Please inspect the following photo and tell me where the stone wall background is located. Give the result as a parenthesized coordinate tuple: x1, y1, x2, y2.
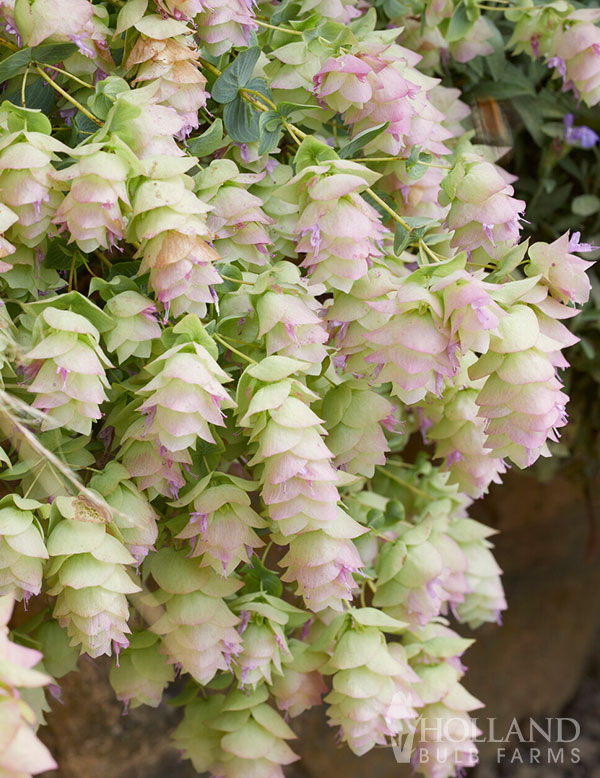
(37, 470, 600, 778)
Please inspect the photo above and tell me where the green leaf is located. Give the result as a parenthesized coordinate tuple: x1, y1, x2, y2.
(511, 96, 545, 146)
(442, 1, 477, 43)
(270, 0, 298, 25)
(44, 238, 78, 270)
(484, 18, 506, 82)
(240, 558, 283, 597)
(0, 48, 33, 82)
(173, 315, 219, 359)
(468, 72, 535, 100)
(277, 101, 320, 117)
(394, 222, 411, 254)
(2, 101, 51, 134)
(72, 111, 99, 140)
(338, 121, 389, 159)
(107, 261, 141, 281)
(489, 239, 529, 281)
(244, 77, 273, 105)
(258, 110, 283, 155)
(294, 135, 338, 172)
(187, 119, 224, 157)
(33, 42, 78, 65)
(5, 77, 54, 114)
(212, 47, 260, 103)
(350, 606, 408, 632)
(223, 96, 259, 144)
(87, 76, 129, 121)
(572, 194, 600, 217)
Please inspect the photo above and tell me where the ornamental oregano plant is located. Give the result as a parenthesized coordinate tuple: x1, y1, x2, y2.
(0, 0, 597, 776)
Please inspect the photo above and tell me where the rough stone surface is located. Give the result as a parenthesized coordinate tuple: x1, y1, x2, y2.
(37, 471, 600, 777)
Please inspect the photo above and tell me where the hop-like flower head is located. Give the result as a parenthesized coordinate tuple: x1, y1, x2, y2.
(24, 306, 112, 436)
(324, 619, 421, 756)
(46, 496, 141, 658)
(279, 158, 385, 292)
(0, 494, 47, 603)
(103, 290, 162, 363)
(126, 24, 208, 138)
(145, 547, 243, 684)
(132, 341, 236, 452)
(0, 129, 67, 248)
(526, 230, 594, 305)
(322, 381, 395, 477)
(51, 142, 132, 252)
(195, 160, 274, 267)
(109, 631, 174, 711)
(176, 474, 267, 577)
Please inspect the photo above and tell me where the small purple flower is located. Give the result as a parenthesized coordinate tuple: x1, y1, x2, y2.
(564, 113, 599, 149)
(568, 231, 599, 253)
(547, 56, 567, 80)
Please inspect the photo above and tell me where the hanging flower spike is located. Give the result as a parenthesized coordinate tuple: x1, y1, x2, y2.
(24, 306, 112, 436)
(176, 475, 267, 577)
(278, 158, 385, 293)
(132, 341, 236, 453)
(51, 143, 132, 253)
(0, 126, 67, 248)
(125, 20, 208, 139)
(109, 631, 175, 711)
(128, 155, 221, 319)
(103, 290, 162, 364)
(441, 153, 525, 264)
(0, 595, 58, 776)
(365, 281, 456, 404)
(551, 19, 600, 106)
(195, 160, 274, 268)
(46, 496, 141, 658)
(144, 547, 243, 685)
(0, 495, 47, 603)
(322, 381, 395, 477)
(251, 262, 328, 372)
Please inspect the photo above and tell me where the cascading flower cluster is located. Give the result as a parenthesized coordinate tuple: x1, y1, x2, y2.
(0, 1, 595, 777)
(0, 595, 57, 777)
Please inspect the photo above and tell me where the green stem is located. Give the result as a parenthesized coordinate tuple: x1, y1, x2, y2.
(94, 250, 113, 268)
(375, 466, 433, 500)
(214, 333, 258, 364)
(418, 239, 444, 263)
(21, 65, 29, 107)
(34, 65, 103, 126)
(241, 87, 278, 112)
(355, 156, 451, 170)
(254, 18, 303, 35)
(261, 540, 273, 563)
(38, 62, 94, 89)
(197, 56, 222, 78)
(365, 188, 412, 232)
(0, 35, 18, 51)
(220, 275, 253, 285)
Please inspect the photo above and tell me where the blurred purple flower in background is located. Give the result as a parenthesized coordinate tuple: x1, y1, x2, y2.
(564, 113, 600, 149)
